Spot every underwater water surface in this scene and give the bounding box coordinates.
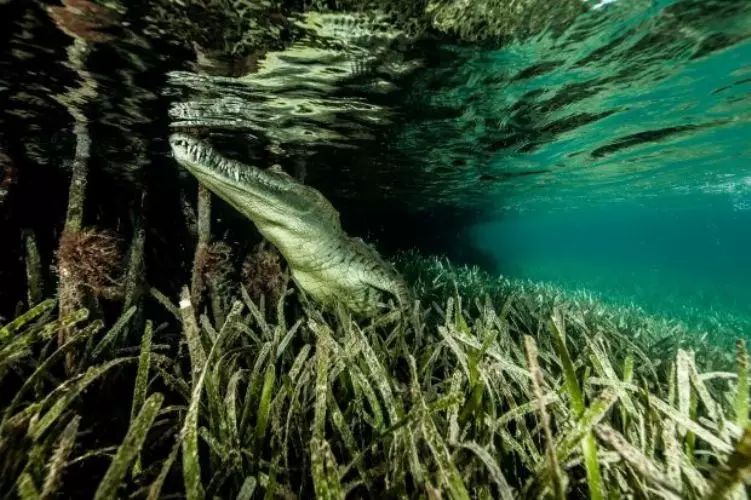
[387,0,751,341]
[393,0,751,214]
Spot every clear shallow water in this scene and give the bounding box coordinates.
[1,0,749,338]
[468,195,751,337]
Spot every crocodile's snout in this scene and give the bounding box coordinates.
[169,133,198,149]
[169,133,205,163]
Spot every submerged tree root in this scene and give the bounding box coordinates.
[56,227,124,371]
[22,230,44,308]
[57,228,124,301]
[242,240,287,312]
[0,144,15,209]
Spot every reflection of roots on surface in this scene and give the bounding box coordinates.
[0,148,15,207]
[57,228,124,304]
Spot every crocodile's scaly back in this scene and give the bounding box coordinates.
[169,133,411,317]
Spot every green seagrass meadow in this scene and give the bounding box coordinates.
[2,250,750,499]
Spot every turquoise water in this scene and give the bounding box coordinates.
[389,0,751,339]
[468,194,751,334]
[395,0,751,213]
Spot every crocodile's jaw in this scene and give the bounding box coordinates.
[169,133,308,226]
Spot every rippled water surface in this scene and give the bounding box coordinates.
[161,0,751,219]
[395,0,751,213]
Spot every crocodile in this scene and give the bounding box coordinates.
[169,133,412,317]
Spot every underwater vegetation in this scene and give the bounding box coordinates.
[3,251,751,499]
[1,0,751,499]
